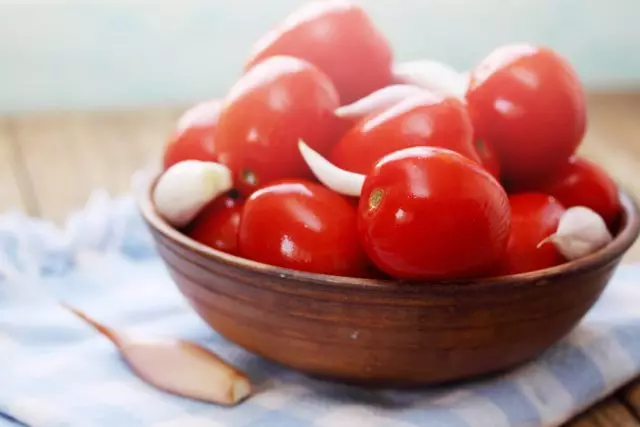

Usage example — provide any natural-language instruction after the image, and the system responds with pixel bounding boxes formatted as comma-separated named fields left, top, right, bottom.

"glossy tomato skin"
left=163, top=99, right=221, bottom=169
left=358, top=147, right=511, bottom=280
left=239, top=180, right=369, bottom=277
left=216, top=56, right=340, bottom=196
left=330, top=92, right=480, bottom=175
left=534, top=156, right=621, bottom=227
left=186, top=194, right=243, bottom=256
left=245, top=0, right=393, bottom=104
left=501, top=193, right=566, bottom=275
left=466, top=44, right=586, bottom=187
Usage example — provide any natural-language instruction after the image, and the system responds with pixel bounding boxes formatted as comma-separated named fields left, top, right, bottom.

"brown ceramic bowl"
left=138, top=175, right=640, bottom=385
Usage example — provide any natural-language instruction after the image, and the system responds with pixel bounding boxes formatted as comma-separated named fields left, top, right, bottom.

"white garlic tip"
left=153, top=160, right=232, bottom=228
left=298, top=139, right=365, bottom=197
left=335, top=84, right=425, bottom=119
left=546, top=206, right=613, bottom=260
left=392, top=60, right=467, bottom=100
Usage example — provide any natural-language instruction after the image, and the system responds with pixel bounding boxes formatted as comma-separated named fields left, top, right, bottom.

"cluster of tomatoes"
left=161, top=0, right=621, bottom=281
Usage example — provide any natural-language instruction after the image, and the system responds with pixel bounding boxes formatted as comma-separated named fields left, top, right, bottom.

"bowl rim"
left=137, top=170, right=640, bottom=292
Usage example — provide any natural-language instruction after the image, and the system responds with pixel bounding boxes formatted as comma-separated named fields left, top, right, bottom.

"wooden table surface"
left=1, top=93, right=639, bottom=426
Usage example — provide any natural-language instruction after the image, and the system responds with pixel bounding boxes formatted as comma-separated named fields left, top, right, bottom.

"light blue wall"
left=1, top=0, right=639, bottom=113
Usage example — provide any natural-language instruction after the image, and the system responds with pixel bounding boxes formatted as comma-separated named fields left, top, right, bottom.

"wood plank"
left=622, top=380, right=640, bottom=419
left=8, top=109, right=180, bottom=223
left=0, top=117, right=29, bottom=214
left=580, top=93, right=640, bottom=262
left=567, top=397, right=640, bottom=427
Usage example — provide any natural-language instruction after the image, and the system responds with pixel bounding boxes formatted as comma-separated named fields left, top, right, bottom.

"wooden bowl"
left=138, top=177, right=640, bottom=385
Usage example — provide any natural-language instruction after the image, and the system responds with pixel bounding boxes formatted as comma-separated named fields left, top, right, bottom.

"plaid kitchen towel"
left=0, top=190, right=639, bottom=427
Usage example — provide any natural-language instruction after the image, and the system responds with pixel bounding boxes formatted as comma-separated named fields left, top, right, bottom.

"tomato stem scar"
left=241, top=169, right=258, bottom=186
left=475, top=139, right=488, bottom=156
left=369, top=188, right=385, bottom=211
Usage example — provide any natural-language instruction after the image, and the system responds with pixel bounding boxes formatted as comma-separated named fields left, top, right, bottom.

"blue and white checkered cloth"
left=1, top=190, right=639, bottom=427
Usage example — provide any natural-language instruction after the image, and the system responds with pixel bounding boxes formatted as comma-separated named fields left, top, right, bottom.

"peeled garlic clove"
left=393, top=60, right=467, bottom=100
left=153, top=160, right=232, bottom=227
left=298, top=139, right=365, bottom=197
left=64, top=305, right=251, bottom=406
left=335, top=84, right=425, bottom=120
left=546, top=206, right=613, bottom=260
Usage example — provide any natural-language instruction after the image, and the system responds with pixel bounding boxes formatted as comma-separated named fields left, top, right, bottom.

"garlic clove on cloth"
left=64, top=305, right=251, bottom=406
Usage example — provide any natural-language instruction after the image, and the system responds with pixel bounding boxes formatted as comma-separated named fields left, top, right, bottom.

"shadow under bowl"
left=138, top=176, right=640, bottom=385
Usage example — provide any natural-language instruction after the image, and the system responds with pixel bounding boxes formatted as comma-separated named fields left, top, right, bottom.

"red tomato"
left=163, top=99, right=221, bottom=169
left=358, top=147, right=510, bottom=280
left=501, top=193, right=566, bottom=275
left=533, top=156, right=621, bottom=228
left=216, top=56, right=340, bottom=196
left=239, top=180, right=369, bottom=277
left=466, top=44, right=586, bottom=187
left=186, top=194, right=243, bottom=256
left=330, top=92, right=480, bottom=175
left=245, top=0, right=393, bottom=104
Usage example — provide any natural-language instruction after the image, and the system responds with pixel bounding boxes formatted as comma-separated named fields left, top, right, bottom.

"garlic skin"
left=153, top=160, right=232, bottom=228
left=547, top=206, right=613, bottom=260
left=64, top=305, right=251, bottom=406
left=392, top=60, right=467, bottom=100
left=298, top=139, right=365, bottom=197
left=335, top=84, right=424, bottom=120
left=120, top=339, right=251, bottom=406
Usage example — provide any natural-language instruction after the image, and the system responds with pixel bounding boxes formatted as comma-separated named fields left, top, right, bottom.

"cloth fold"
left=0, top=191, right=639, bottom=427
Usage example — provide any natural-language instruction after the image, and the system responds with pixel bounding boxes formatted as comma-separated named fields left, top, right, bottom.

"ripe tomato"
left=501, top=193, right=566, bottom=275
left=216, top=56, right=340, bottom=196
left=466, top=44, right=586, bottom=187
left=245, top=0, right=393, bottom=104
left=163, top=99, right=221, bottom=170
left=186, top=193, right=243, bottom=256
left=358, top=147, right=510, bottom=280
left=239, top=180, right=369, bottom=277
left=534, top=156, right=621, bottom=228
left=330, top=92, right=480, bottom=175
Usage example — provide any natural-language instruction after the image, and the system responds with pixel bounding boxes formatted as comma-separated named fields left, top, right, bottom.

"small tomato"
left=534, top=156, right=621, bottom=228
left=216, top=56, right=340, bottom=196
left=330, top=92, right=480, bottom=175
left=163, top=100, right=221, bottom=170
left=358, top=147, right=511, bottom=280
left=466, top=44, right=586, bottom=187
left=186, top=193, right=243, bottom=256
left=245, top=0, right=393, bottom=104
left=239, top=180, right=369, bottom=277
left=501, top=193, right=566, bottom=275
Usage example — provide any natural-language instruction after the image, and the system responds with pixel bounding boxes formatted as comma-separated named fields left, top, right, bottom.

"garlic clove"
left=153, top=160, right=232, bottom=228
left=64, top=305, right=251, bottom=406
left=335, top=84, right=425, bottom=120
left=545, top=206, right=613, bottom=260
left=392, top=60, right=467, bottom=100
left=298, top=139, right=365, bottom=197
left=121, top=339, right=251, bottom=406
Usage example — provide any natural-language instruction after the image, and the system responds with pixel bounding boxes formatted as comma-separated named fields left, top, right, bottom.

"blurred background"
left=0, top=0, right=639, bottom=234
left=1, top=0, right=639, bottom=113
